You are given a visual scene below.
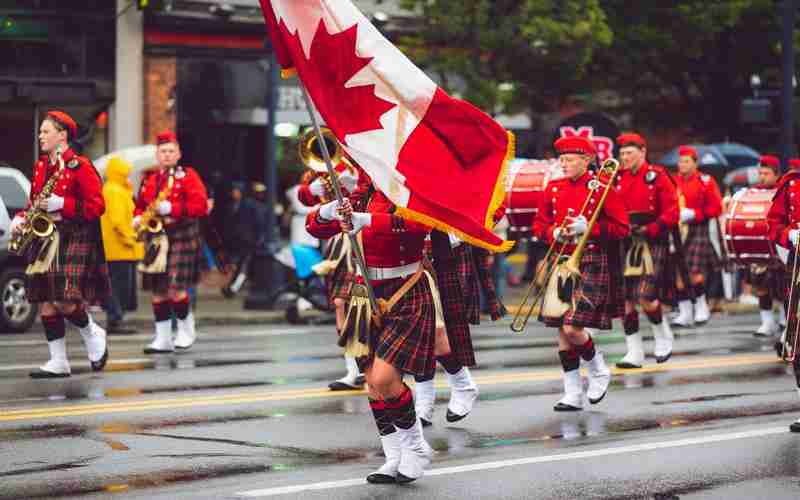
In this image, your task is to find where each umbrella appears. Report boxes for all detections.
[93,145,158,192]
[657,144,729,169]
[711,142,761,168]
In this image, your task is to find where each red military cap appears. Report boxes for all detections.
[616,132,646,148]
[554,136,596,156]
[759,154,780,172]
[678,145,698,160]
[46,110,77,138]
[789,158,800,169]
[156,131,178,145]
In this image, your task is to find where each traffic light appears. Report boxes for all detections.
[137,0,164,11]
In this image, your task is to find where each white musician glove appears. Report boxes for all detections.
[45,195,64,213]
[348,212,372,234]
[132,216,142,230]
[680,208,695,223]
[157,200,172,216]
[789,229,800,247]
[318,200,340,221]
[553,227,569,242]
[309,177,326,197]
[9,215,24,234]
[338,169,358,193]
[448,232,463,247]
[567,215,588,236]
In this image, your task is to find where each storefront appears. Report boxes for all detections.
[0,1,115,178]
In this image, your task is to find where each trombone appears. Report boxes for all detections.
[510,158,621,333]
[782,232,800,362]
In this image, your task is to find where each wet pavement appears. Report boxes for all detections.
[1,313,799,499]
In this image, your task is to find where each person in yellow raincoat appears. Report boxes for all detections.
[100,157,144,333]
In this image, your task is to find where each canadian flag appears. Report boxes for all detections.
[259,0,514,252]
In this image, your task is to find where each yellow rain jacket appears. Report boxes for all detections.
[101,157,144,261]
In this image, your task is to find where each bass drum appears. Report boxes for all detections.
[504,159,563,240]
[723,187,776,265]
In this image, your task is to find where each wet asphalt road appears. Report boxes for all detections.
[0,313,799,500]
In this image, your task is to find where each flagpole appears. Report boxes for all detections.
[298,82,382,318]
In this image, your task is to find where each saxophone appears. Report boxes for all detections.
[136,169,175,241]
[8,147,64,256]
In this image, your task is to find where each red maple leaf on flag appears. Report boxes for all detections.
[279,20,396,137]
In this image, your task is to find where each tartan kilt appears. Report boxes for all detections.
[624,236,669,303]
[541,243,623,330]
[434,244,479,367]
[750,261,788,302]
[141,221,202,294]
[685,221,721,275]
[361,273,437,377]
[324,233,355,304]
[27,221,111,305]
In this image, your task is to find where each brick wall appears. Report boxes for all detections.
[143,55,176,144]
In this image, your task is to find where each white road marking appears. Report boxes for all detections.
[235,427,787,498]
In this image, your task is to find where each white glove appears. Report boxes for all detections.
[347,212,372,234]
[318,200,340,221]
[9,215,24,234]
[309,177,326,197]
[680,208,695,223]
[789,229,800,246]
[553,227,569,242]
[567,215,588,236]
[338,170,358,193]
[157,200,172,216]
[132,216,142,230]
[448,232,463,247]
[45,195,64,213]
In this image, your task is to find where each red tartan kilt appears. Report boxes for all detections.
[141,221,202,294]
[542,243,624,330]
[624,237,669,303]
[362,273,437,377]
[435,245,480,367]
[685,222,721,275]
[326,260,355,304]
[27,222,111,305]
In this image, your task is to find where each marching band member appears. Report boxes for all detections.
[614,133,679,367]
[670,146,723,327]
[414,230,506,426]
[533,136,629,411]
[298,160,362,390]
[306,170,435,483]
[751,155,785,338]
[10,110,110,378]
[767,158,800,433]
[135,132,208,354]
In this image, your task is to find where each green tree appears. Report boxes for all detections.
[594,0,784,140]
[398,0,612,117]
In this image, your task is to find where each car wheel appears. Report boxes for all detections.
[0,269,38,333]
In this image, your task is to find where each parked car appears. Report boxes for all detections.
[0,165,37,333]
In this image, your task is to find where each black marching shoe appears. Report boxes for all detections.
[366,472,396,484]
[445,409,468,423]
[419,418,432,427]
[29,368,70,379]
[553,402,582,412]
[91,348,109,372]
[790,419,800,433]
[655,352,672,364]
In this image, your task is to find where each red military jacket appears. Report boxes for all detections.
[134,165,208,222]
[767,170,800,248]
[533,169,629,250]
[614,161,678,239]
[675,171,723,224]
[306,179,430,271]
[23,147,105,221]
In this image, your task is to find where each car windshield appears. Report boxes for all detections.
[0,173,28,214]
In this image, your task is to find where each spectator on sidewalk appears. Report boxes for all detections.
[100,157,144,334]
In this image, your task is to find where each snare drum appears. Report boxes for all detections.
[723,187,776,264]
[505,159,563,240]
